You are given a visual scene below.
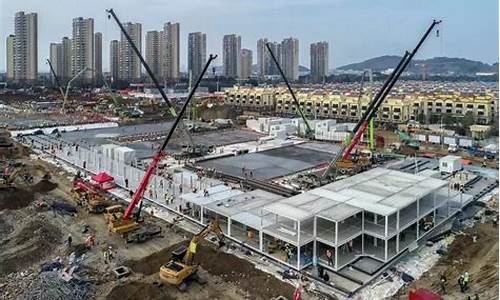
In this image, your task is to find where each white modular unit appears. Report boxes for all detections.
[270,129,288,140]
[416,134,427,142]
[439,155,462,173]
[443,136,457,145]
[458,138,473,148]
[114,146,136,164]
[428,135,441,144]
[101,144,119,159]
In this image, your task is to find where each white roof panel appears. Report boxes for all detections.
[263,202,311,221]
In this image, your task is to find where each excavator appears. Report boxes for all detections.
[105,9,216,237]
[322,20,442,181]
[159,218,225,291]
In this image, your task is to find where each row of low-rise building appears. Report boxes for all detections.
[224,86,498,124]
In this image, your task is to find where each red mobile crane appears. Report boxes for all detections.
[322,20,442,179]
[106,9,217,222]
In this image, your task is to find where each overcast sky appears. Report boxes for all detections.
[1,0,498,72]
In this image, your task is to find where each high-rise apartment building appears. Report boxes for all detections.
[119,22,141,81]
[256,38,268,78]
[280,37,299,81]
[222,34,241,78]
[187,32,206,80]
[145,31,162,80]
[49,43,62,83]
[60,37,72,82]
[6,35,15,81]
[109,40,119,81]
[94,32,102,76]
[72,17,94,84]
[257,38,281,78]
[13,11,38,83]
[310,41,329,83]
[240,49,253,79]
[162,22,180,81]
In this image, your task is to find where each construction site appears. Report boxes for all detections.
[0,10,499,300]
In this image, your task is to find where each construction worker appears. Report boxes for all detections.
[85,235,96,249]
[463,272,470,291]
[439,272,447,294]
[67,234,73,248]
[458,274,465,293]
[103,247,109,264]
[326,249,334,266]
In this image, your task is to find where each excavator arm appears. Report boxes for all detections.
[184,218,225,265]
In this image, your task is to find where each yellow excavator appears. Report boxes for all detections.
[159,218,225,291]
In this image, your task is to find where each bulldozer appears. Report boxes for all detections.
[159,218,225,291]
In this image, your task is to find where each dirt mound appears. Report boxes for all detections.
[106,281,175,300]
[67,243,89,257]
[0,216,13,238]
[32,180,58,193]
[0,216,63,276]
[0,188,35,210]
[125,241,183,275]
[125,240,294,300]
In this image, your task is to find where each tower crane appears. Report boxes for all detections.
[322,20,442,180]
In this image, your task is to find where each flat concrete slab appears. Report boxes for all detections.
[351,257,384,275]
[197,145,335,180]
[339,266,373,284]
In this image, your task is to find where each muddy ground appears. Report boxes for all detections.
[122,239,295,300]
[392,221,499,300]
[0,143,302,300]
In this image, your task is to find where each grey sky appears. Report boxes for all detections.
[1,0,498,72]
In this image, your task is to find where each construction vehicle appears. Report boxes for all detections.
[71,172,116,213]
[265,43,314,139]
[175,144,215,160]
[0,160,35,189]
[322,20,442,180]
[395,130,420,149]
[159,218,225,291]
[106,9,216,234]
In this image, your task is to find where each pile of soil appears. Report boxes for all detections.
[0,216,13,238]
[125,240,294,300]
[0,216,63,276]
[398,222,498,299]
[67,243,89,257]
[0,188,35,210]
[106,281,175,300]
[125,241,184,275]
[32,180,58,193]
